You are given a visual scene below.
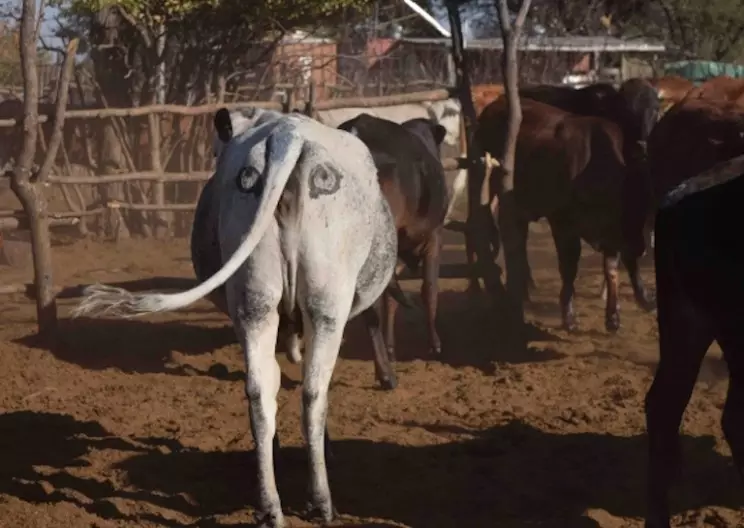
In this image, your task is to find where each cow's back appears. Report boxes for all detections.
[688,76,744,103]
[339,114,446,226]
[648,97,744,201]
[520,83,618,118]
[479,97,623,219]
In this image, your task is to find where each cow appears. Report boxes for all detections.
[494,79,660,300]
[648,75,694,113]
[620,97,744,528]
[316,98,467,225]
[337,113,449,364]
[477,96,656,332]
[684,75,744,104]
[72,107,405,527]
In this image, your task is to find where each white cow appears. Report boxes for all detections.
[72,108,401,527]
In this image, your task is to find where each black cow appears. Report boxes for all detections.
[338,113,449,373]
[622,97,744,528]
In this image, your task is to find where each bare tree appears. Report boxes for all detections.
[445,0,520,345]
[493,0,532,341]
[8,0,78,335]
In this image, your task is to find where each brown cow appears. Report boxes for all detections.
[495,79,661,300]
[685,75,744,103]
[478,97,655,332]
[337,113,449,376]
[621,97,744,528]
[649,75,694,110]
[472,83,505,116]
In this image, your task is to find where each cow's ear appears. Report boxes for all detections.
[432,124,447,146]
[214,108,233,143]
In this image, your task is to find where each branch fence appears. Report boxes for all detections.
[0,87,479,243]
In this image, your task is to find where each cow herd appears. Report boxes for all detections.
[70,75,744,528]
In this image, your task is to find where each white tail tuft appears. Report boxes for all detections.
[71,284,174,319]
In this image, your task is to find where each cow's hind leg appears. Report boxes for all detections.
[465,228,482,294]
[602,250,621,332]
[644,296,712,528]
[300,289,352,522]
[367,294,398,390]
[422,228,443,355]
[515,217,533,303]
[547,212,581,332]
[384,289,398,362]
[621,251,657,312]
[716,330,744,482]
[235,306,284,528]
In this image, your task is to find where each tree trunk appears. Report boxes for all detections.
[11,178,57,334]
[495,0,533,348]
[12,0,79,336]
[445,1,514,322]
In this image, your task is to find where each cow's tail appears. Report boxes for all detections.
[72,130,304,319]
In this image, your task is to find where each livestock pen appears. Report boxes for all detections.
[0,88,739,527]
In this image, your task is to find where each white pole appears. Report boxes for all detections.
[400,0,451,38]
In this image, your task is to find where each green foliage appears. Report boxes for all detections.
[61,0,375,26]
[655,0,744,61]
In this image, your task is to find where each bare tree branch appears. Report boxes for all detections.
[34,0,47,43]
[35,38,79,183]
[16,0,39,179]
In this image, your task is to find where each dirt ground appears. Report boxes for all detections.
[0,221,741,528]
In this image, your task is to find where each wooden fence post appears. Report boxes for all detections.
[148,113,169,238]
[304,80,316,118]
[283,87,297,114]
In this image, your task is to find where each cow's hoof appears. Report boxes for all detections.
[605,316,621,333]
[430,344,442,356]
[255,510,285,528]
[303,501,337,524]
[378,374,398,391]
[562,320,579,333]
[638,294,657,312]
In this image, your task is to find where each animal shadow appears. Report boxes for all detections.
[14,317,237,378]
[1,411,739,527]
[340,289,564,376]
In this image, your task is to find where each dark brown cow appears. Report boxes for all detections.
[337,113,449,371]
[501,79,661,297]
[621,97,744,528]
[520,78,661,151]
[478,97,655,332]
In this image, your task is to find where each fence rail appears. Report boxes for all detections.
[0,86,471,239]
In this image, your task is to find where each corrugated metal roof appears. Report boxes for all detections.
[399,36,666,53]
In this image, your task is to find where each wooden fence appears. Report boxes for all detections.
[0,88,474,234]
